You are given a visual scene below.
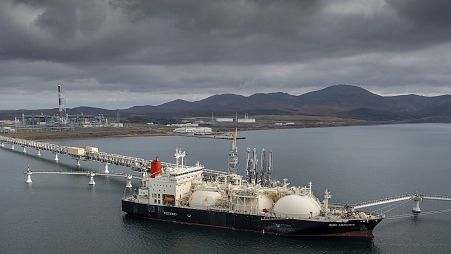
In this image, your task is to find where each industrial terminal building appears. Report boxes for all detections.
[213,113,256,124]
[12,83,121,130]
[17,113,109,129]
[173,127,212,134]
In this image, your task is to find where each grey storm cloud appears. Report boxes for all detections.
[1,0,451,109]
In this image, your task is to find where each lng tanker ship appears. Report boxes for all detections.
[122,131,382,237]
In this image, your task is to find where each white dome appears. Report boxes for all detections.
[257,195,273,213]
[273,195,321,218]
[189,190,221,209]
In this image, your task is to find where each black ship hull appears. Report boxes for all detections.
[122,200,382,237]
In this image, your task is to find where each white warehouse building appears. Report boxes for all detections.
[237,113,256,123]
[173,127,212,134]
[215,118,234,123]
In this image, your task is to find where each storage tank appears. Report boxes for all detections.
[257,194,273,213]
[189,190,221,209]
[273,195,321,218]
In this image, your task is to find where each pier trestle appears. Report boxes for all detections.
[352,194,451,215]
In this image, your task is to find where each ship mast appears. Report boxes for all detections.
[252,148,258,184]
[228,128,239,174]
[260,148,266,185]
[245,146,274,185]
[245,148,258,184]
[323,189,332,211]
[259,149,273,187]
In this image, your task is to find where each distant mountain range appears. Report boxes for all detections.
[2,85,451,122]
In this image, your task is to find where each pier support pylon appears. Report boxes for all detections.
[1,142,4,147]
[104,163,109,174]
[23,147,27,153]
[412,195,422,214]
[88,172,95,185]
[25,168,32,184]
[54,153,59,162]
[76,159,80,167]
[37,150,41,157]
[11,144,15,150]
[126,175,133,188]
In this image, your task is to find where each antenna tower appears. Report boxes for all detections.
[57,81,67,128]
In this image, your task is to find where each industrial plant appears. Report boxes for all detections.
[12,83,120,130]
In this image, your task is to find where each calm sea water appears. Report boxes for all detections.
[1,124,451,253]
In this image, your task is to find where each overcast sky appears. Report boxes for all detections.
[1,0,451,109]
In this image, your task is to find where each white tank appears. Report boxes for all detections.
[257,195,273,213]
[273,195,321,218]
[189,190,221,209]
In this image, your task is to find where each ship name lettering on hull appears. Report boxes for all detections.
[329,224,355,227]
[164,212,178,216]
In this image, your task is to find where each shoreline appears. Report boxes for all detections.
[3,121,380,141]
[7,117,443,141]
[7,113,442,141]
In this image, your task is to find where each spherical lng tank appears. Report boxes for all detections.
[273,194,321,218]
[189,190,222,209]
[257,194,273,213]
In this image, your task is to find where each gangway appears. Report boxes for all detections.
[352,194,412,210]
[351,194,451,214]
[24,167,142,188]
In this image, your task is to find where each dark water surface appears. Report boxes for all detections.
[1,124,451,253]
